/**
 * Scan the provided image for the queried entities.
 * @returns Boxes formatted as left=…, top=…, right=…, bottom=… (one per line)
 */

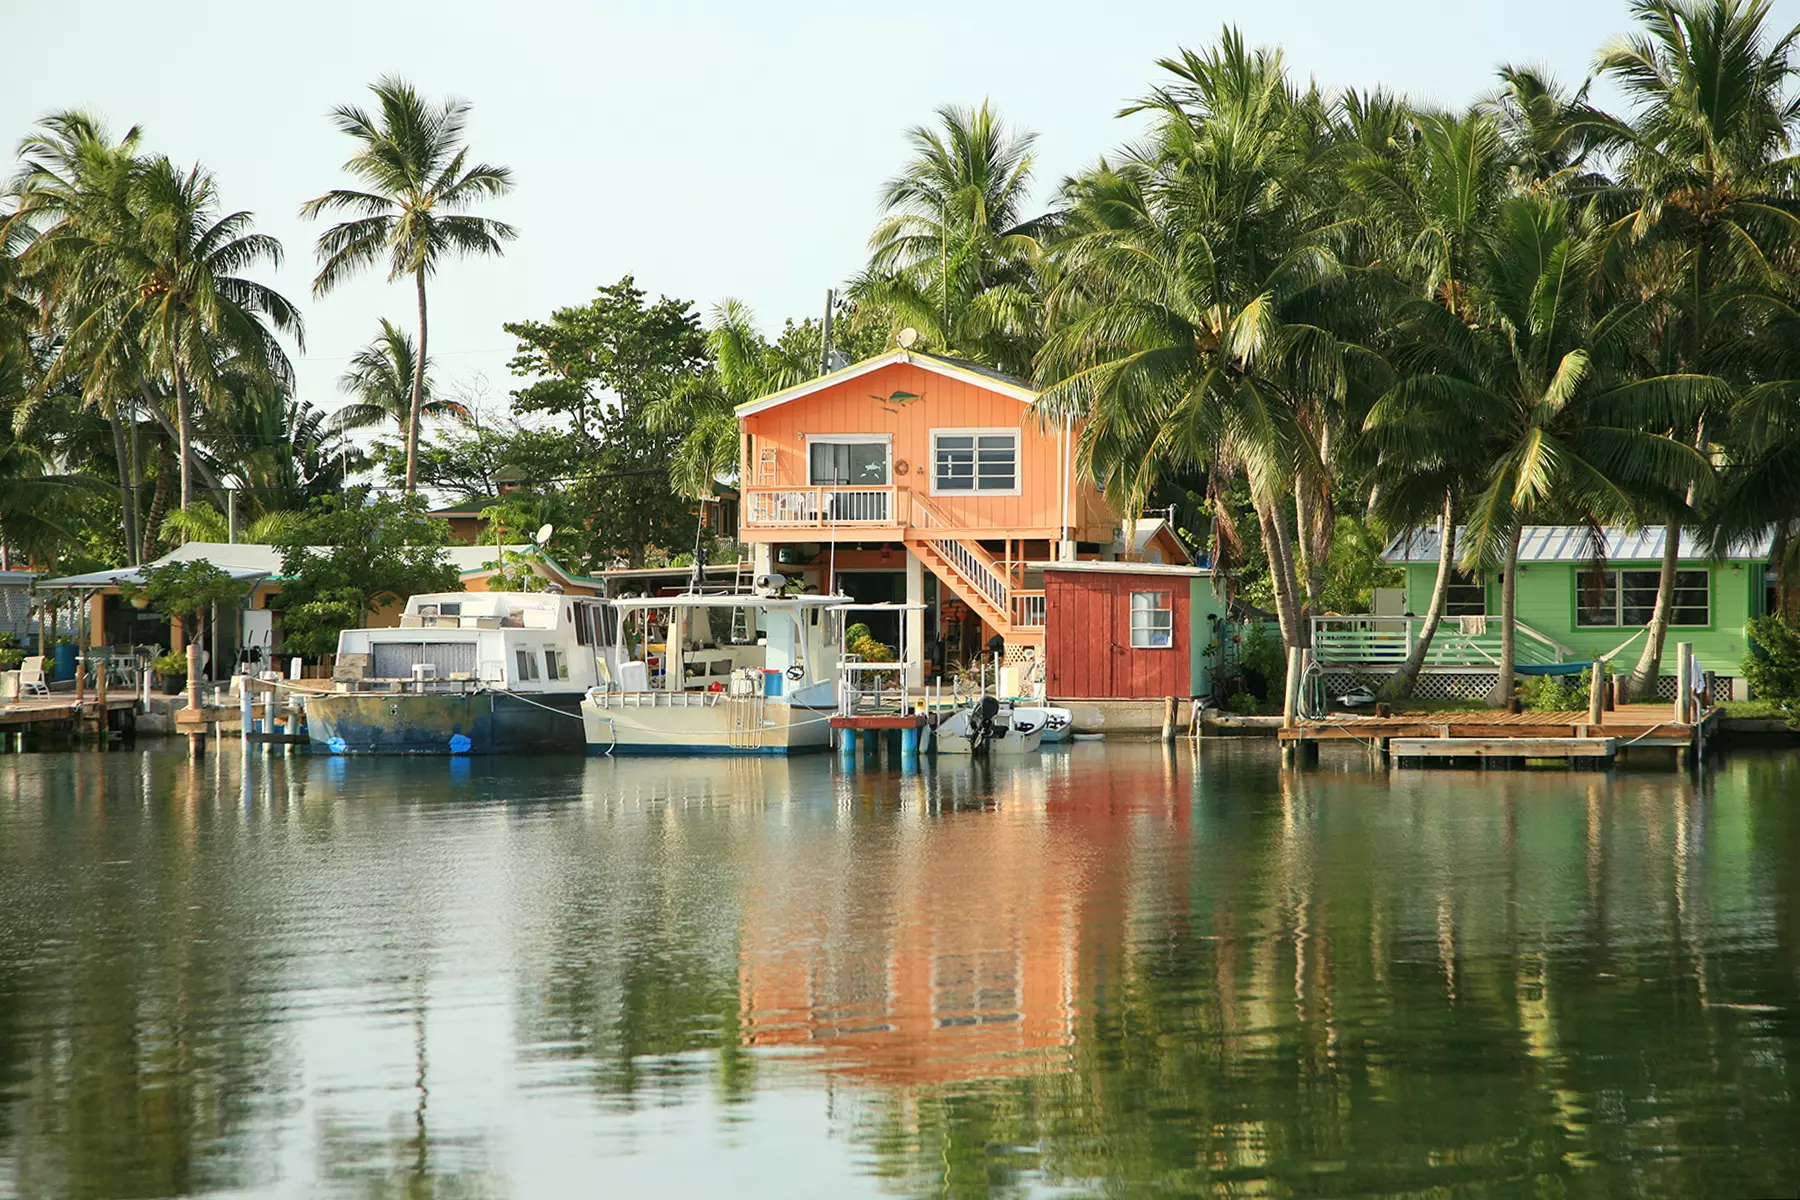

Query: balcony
left=1311, top=615, right=1571, bottom=668
left=744, top=486, right=900, bottom=529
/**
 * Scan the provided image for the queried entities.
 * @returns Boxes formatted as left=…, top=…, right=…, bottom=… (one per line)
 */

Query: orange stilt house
left=736, top=347, right=1171, bottom=684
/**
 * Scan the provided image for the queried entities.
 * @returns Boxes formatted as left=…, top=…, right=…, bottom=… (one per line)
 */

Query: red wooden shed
left=1043, top=562, right=1220, bottom=700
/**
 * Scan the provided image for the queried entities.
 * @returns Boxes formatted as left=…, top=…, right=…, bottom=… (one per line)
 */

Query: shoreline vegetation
left=5, top=0, right=1800, bottom=710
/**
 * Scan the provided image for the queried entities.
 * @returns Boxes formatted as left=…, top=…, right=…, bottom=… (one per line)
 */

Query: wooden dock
left=0, top=695, right=139, bottom=739
left=1279, top=704, right=1717, bottom=768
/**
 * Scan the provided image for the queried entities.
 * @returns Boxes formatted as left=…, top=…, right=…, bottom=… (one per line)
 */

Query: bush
left=1515, top=670, right=1596, bottom=712
left=154, top=650, right=190, bottom=679
left=1744, top=615, right=1800, bottom=703
left=1238, top=622, right=1284, bottom=702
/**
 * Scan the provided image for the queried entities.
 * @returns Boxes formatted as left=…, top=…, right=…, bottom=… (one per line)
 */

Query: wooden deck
left=0, top=695, right=138, bottom=733
left=1281, top=704, right=1715, bottom=766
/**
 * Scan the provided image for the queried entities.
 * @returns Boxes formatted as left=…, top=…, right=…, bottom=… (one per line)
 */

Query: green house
left=1311, top=525, right=1772, bottom=700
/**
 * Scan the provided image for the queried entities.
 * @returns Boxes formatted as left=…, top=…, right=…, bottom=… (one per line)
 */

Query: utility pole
left=820, top=288, right=836, bottom=375
left=226, top=489, right=237, bottom=544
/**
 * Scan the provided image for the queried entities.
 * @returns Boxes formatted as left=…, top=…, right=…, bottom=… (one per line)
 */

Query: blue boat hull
left=305, top=690, right=586, bottom=755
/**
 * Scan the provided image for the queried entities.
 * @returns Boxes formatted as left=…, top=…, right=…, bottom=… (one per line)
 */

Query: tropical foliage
left=7, top=2, right=1800, bottom=703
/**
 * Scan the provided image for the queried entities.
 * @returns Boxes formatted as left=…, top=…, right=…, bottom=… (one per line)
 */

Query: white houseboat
left=581, top=591, right=847, bottom=756
left=306, top=591, right=609, bottom=754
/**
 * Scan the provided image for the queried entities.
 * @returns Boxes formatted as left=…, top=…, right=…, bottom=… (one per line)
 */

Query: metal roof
left=40, top=542, right=532, bottom=589
left=1381, top=525, right=1775, bottom=565
left=1042, top=560, right=1211, bottom=577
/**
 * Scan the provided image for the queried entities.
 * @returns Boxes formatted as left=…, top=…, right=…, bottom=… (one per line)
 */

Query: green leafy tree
left=302, top=76, right=515, bottom=492
left=270, top=489, right=455, bottom=658
left=123, top=559, right=248, bottom=663
left=642, top=299, right=814, bottom=498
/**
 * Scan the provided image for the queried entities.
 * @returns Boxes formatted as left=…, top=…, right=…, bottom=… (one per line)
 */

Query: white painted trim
left=734, top=350, right=1037, bottom=418
left=928, top=427, right=1022, bottom=498
left=803, top=433, right=893, bottom=486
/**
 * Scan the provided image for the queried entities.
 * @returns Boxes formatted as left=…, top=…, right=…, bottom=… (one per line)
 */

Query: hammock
left=1512, top=662, right=1594, bottom=677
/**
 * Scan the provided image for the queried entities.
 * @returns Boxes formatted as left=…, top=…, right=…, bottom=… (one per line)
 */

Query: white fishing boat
left=1012, top=705, right=1074, bottom=742
left=307, top=591, right=609, bottom=754
left=935, top=698, right=1047, bottom=755
left=582, top=588, right=847, bottom=756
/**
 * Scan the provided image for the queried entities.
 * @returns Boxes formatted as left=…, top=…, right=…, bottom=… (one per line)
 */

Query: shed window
left=1577, top=568, right=1709, bottom=627
left=1129, top=591, right=1173, bottom=648
left=933, top=431, right=1018, bottom=493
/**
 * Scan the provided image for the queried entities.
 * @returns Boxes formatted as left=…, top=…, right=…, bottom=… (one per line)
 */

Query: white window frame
left=513, top=646, right=541, bottom=681
left=1575, top=567, right=1710, bottom=628
left=929, top=428, right=1021, bottom=497
left=1129, top=590, right=1174, bottom=649
left=804, top=433, right=891, bottom=487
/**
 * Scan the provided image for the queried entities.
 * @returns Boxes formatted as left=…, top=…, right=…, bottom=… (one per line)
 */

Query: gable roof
left=734, top=349, right=1036, bottom=418
left=1381, top=524, right=1775, bottom=565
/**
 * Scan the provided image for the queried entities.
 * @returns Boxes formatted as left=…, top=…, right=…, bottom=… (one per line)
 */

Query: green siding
left=1189, top=575, right=1228, bottom=694
left=1402, top=559, right=1762, bottom=676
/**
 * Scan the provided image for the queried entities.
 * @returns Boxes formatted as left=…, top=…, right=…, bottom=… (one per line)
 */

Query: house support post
left=1589, top=660, right=1605, bottom=730
left=905, top=548, right=925, bottom=690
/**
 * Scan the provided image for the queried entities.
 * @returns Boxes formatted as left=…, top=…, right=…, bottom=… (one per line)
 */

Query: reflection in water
left=0, top=743, right=1798, bottom=1196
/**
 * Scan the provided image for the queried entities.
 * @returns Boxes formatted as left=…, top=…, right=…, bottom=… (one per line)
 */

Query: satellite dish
left=896, top=327, right=919, bottom=349
left=534, top=523, right=554, bottom=547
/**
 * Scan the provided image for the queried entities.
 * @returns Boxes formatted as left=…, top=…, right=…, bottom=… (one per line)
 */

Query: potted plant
left=154, top=650, right=191, bottom=695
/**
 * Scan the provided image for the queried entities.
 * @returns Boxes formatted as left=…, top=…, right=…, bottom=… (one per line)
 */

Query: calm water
left=1, top=743, right=1797, bottom=1198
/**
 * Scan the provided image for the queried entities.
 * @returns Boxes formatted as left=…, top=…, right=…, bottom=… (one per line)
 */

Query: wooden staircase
left=905, top=496, right=1045, bottom=646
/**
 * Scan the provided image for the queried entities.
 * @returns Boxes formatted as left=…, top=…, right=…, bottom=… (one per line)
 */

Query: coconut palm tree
left=854, top=101, right=1058, bottom=375
left=329, top=318, right=467, bottom=438
left=642, top=300, right=814, bottom=498
left=302, top=77, right=515, bottom=492
left=1596, top=0, right=1800, bottom=698
left=7, top=111, right=152, bottom=558
left=1366, top=195, right=1714, bottom=703
left=89, top=157, right=302, bottom=513
left=1037, top=32, right=1361, bottom=651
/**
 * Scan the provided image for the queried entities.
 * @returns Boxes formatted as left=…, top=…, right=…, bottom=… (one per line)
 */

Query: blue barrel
left=52, top=644, right=76, bottom=682
left=763, top=669, right=783, bottom=698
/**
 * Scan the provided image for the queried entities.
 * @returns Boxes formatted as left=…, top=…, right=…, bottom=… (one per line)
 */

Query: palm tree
left=643, top=300, right=814, bottom=498
left=329, top=318, right=468, bottom=438
left=7, top=111, right=151, bottom=558
left=1596, top=0, right=1800, bottom=698
left=1038, top=33, right=1360, bottom=651
left=105, top=158, right=302, bottom=512
left=855, top=101, right=1057, bottom=375
left=302, top=77, right=515, bottom=492
left=1366, top=195, right=1712, bottom=703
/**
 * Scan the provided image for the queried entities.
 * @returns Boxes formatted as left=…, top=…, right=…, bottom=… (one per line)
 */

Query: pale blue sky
left=5, top=0, right=1783, bottom=421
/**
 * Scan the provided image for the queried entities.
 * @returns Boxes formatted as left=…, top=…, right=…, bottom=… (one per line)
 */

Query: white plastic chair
left=19, top=656, right=49, bottom=696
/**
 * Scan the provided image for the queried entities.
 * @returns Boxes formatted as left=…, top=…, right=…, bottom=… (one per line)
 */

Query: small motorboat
left=936, top=697, right=1046, bottom=755
left=1011, top=705, right=1073, bottom=743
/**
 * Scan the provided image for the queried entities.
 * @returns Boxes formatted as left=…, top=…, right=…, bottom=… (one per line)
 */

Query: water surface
left=1, top=743, right=1797, bottom=1197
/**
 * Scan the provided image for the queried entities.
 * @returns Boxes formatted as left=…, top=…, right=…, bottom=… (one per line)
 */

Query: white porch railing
left=1012, top=591, right=1046, bottom=628
left=1310, top=615, right=1570, bottom=667
left=744, top=486, right=896, bottom=526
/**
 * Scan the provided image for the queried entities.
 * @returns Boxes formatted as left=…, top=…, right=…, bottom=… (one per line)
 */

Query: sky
left=5, top=0, right=1787, bottom=425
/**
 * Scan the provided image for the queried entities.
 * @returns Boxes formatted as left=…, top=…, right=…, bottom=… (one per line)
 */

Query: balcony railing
left=744, top=486, right=897, bottom=527
left=1012, top=590, right=1046, bottom=628
left=1310, top=615, right=1570, bottom=667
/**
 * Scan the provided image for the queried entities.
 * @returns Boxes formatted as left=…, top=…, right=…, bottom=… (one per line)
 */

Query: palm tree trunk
left=1386, top=493, right=1455, bottom=700
left=172, top=333, right=193, bottom=512
left=108, top=407, right=140, bottom=567
left=405, top=269, right=428, bottom=493
left=1494, top=523, right=1522, bottom=706
left=142, top=446, right=173, bottom=562
left=1626, top=518, right=1682, bottom=702
left=1257, top=499, right=1308, bottom=651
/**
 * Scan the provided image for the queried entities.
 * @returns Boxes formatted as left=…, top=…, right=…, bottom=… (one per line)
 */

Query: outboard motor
left=970, top=696, right=1003, bottom=753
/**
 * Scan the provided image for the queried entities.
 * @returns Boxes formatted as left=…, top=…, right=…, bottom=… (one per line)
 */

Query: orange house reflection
left=736, top=754, right=1188, bottom=1085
